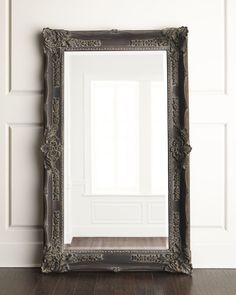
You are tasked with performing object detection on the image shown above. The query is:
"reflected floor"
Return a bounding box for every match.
[65,237,168,250]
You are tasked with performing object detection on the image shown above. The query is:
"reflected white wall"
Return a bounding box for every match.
[64,51,168,243]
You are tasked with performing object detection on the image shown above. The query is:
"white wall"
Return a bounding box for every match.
[0,0,235,267]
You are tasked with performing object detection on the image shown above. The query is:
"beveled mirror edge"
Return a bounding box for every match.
[40,27,192,274]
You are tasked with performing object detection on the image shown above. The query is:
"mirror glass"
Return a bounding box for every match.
[64,51,168,250]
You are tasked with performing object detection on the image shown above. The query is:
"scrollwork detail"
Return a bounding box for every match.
[41,245,104,273]
[162,27,188,85]
[52,211,60,245]
[170,128,192,168]
[131,249,192,275]
[131,208,192,275]
[41,98,61,168]
[41,98,61,201]
[43,28,102,50]
[131,212,192,274]
[41,211,104,273]
[173,169,181,201]
[161,27,188,50]
[129,39,168,47]
[43,28,101,86]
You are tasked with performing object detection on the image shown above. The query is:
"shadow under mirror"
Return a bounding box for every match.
[63,51,168,250]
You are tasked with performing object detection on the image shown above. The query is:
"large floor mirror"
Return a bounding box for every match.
[41,27,192,274]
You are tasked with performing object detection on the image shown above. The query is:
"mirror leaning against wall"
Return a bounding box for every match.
[41,27,192,274]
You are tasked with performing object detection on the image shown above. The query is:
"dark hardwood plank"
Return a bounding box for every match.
[132,272,154,295]
[32,272,60,295]
[52,272,79,295]
[0,268,41,295]
[94,272,135,295]
[0,268,236,295]
[152,272,192,295]
[152,270,236,295]
[73,272,97,295]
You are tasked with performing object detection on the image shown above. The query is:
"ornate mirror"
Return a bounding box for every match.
[41,27,192,274]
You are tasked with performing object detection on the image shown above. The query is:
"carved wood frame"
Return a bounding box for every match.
[41,27,192,274]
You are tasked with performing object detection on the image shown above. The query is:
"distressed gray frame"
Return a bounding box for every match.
[41,27,192,274]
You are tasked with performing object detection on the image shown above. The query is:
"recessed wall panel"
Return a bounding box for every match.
[9,124,43,227]
[190,123,225,228]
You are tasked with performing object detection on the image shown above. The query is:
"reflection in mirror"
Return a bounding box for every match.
[64,51,168,250]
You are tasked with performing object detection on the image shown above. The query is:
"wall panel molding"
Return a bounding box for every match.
[6,123,43,230]
[91,202,143,224]
[6,0,42,95]
[190,122,227,230]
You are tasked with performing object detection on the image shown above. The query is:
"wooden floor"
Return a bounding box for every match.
[66,237,168,249]
[0,268,236,295]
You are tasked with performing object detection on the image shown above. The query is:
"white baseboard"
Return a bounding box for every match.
[0,243,42,267]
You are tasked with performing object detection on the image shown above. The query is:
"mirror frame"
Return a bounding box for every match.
[41,27,192,274]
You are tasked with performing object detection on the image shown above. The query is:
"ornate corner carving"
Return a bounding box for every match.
[163,248,192,275]
[131,250,192,275]
[41,245,104,273]
[42,28,102,50]
[43,28,68,50]
[131,242,192,274]
[43,28,101,86]
[163,244,192,275]
[41,210,104,273]
[128,27,188,49]
[161,27,188,49]
[131,211,192,275]
[41,245,66,273]
[162,27,188,85]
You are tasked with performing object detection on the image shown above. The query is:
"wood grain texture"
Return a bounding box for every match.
[0,269,236,295]
[66,237,168,250]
